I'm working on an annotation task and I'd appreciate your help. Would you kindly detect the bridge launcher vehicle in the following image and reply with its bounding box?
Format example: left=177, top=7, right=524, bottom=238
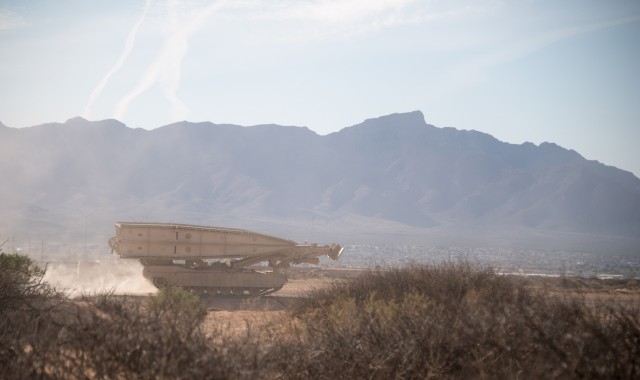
left=109, top=222, right=343, bottom=296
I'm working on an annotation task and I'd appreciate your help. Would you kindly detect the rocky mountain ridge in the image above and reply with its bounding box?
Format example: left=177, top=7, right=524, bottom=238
left=1, top=111, right=639, bottom=253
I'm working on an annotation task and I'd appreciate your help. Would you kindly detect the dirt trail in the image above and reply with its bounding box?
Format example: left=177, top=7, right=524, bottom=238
left=67, top=264, right=639, bottom=336
left=200, top=269, right=640, bottom=337
left=199, top=268, right=355, bottom=336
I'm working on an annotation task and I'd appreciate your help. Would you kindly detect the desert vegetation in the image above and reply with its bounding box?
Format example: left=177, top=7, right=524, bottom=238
left=284, top=263, right=640, bottom=378
left=1, top=249, right=638, bottom=379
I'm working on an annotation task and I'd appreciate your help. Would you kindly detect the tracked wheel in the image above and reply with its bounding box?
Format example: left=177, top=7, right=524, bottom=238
left=152, top=277, right=168, bottom=288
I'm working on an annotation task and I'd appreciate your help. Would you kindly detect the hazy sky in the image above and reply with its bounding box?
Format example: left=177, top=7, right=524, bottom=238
left=1, top=0, right=639, bottom=176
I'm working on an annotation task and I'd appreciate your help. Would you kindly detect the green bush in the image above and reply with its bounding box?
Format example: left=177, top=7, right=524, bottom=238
left=147, top=286, right=207, bottom=325
left=0, top=251, right=63, bottom=313
left=0, top=252, right=229, bottom=379
left=81, top=287, right=127, bottom=313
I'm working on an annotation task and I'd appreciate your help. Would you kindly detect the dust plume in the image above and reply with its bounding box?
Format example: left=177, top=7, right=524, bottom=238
left=43, top=260, right=157, bottom=297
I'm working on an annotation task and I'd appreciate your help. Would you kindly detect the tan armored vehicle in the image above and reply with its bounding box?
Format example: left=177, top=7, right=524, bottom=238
left=108, top=222, right=343, bottom=296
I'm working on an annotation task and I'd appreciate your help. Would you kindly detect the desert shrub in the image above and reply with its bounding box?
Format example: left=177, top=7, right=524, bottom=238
left=0, top=253, right=228, bottom=379
left=2, top=252, right=639, bottom=379
left=147, top=285, right=208, bottom=326
left=1, top=296, right=232, bottom=379
left=81, top=287, right=127, bottom=312
left=276, top=261, right=640, bottom=379
left=0, top=251, right=64, bottom=313
left=291, top=260, right=499, bottom=315
left=0, top=251, right=69, bottom=378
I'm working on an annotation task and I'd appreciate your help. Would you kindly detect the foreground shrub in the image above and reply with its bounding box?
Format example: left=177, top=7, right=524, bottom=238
left=278, top=262, right=640, bottom=379
left=2, top=252, right=638, bottom=379
left=147, top=285, right=208, bottom=325
left=1, top=298, right=231, bottom=379
left=0, top=253, right=226, bottom=379
left=0, top=251, right=64, bottom=313
left=81, top=287, right=127, bottom=312
left=292, top=261, right=497, bottom=314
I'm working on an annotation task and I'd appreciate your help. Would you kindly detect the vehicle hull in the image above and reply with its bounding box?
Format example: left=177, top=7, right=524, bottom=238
left=109, top=222, right=342, bottom=297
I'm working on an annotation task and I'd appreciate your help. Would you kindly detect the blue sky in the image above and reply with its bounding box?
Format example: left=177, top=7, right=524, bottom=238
left=1, top=0, right=639, bottom=176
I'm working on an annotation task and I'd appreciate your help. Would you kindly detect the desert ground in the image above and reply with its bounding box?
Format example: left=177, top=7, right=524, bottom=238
left=45, top=261, right=640, bottom=336
left=13, top=260, right=636, bottom=378
left=197, top=267, right=361, bottom=336
left=198, top=267, right=640, bottom=337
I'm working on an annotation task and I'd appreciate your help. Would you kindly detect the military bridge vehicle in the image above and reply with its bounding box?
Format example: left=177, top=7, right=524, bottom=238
left=108, top=222, right=343, bottom=296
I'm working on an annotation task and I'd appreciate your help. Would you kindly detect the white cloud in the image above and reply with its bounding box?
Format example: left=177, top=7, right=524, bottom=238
left=0, top=8, right=25, bottom=31
left=83, top=0, right=152, bottom=119
left=114, top=0, right=227, bottom=121
left=258, top=0, right=414, bottom=23
left=111, top=0, right=493, bottom=120
left=236, top=0, right=487, bottom=40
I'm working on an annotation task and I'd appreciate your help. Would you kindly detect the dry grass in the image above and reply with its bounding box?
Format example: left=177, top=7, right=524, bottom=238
left=2, top=252, right=639, bottom=379
left=280, top=262, right=640, bottom=379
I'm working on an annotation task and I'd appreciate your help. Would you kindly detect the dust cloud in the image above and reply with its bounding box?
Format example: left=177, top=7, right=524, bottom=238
left=42, top=260, right=157, bottom=297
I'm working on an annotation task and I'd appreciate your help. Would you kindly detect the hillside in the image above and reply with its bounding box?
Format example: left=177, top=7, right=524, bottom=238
left=1, top=111, right=639, bottom=252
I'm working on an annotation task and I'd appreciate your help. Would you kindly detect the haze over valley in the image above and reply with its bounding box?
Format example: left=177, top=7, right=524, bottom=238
left=2, top=0, right=639, bottom=276
left=2, top=4, right=640, bottom=378
left=1, top=111, right=639, bottom=266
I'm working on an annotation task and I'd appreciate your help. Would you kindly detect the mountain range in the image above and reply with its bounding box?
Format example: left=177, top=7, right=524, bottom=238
left=1, top=111, right=639, bottom=254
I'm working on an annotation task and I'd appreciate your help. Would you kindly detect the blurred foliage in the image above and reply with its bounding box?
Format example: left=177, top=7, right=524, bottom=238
left=147, top=286, right=207, bottom=325
left=1, top=250, right=639, bottom=379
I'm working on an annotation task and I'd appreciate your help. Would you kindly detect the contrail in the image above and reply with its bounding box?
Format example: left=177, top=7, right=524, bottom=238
left=83, top=0, right=152, bottom=119
left=114, top=0, right=227, bottom=121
